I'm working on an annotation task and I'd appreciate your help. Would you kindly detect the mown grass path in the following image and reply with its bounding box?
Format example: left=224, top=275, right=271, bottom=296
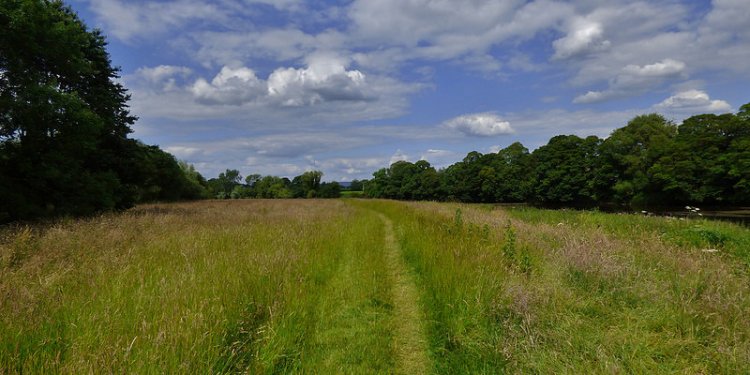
left=303, top=212, right=394, bottom=373
left=378, top=213, right=431, bottom=375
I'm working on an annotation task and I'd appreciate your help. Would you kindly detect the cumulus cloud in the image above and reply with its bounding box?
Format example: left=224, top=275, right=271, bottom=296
left=135, top=65, right=192, bottom=83
left=131, top=65, right=193, bottom=91
left=445, top=113, right=514, bottom=137
left=191, top=66, right=267, bottom=105
left=552, top=18, right=610, bottom=60
left=267, top=54, right=369, bottom=106
left=622, top=58, right=686, bottom=77
left=655, top=90, right=731, bottom=113
left=185, top=56, right=371, bottom=107
left=574, top=59, right=686, bottom=103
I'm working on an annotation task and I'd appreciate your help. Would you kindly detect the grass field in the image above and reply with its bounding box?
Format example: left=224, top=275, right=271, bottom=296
left=2, top=199, right=750, bottom=373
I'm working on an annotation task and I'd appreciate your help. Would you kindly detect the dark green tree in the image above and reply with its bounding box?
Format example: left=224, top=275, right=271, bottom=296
left=298, top=170, right=323, bottom=198
left=442, top=151, right=484, bottom=202
left=594, top=114, right=677, bottom=207
left=207, top=169, right=242, bottom=199
left=530, top=135, right=601, bottom=206
left=650, top=109, right=750, bottom=205
left=318, top=182, right=342, bottom=198
left=349, top=179, right=364, bottom=191
left=0, top=0, right=139, bottom=220
left=493, top=142, right=532, bottom=202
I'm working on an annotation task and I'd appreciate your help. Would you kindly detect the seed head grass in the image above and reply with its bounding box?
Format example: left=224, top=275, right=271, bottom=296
left=2, top=199, right=750, bottom=373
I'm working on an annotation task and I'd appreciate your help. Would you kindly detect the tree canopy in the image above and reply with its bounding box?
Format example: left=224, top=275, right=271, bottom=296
left=365, top=106, right=750, bottom=209
left=0, top=0, right=208, bottom=222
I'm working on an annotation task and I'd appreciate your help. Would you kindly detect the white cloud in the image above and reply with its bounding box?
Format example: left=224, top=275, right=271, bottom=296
left=164, top=146, right=203, bottom=158
left=188, top=28, right=346, bottom=68
left=655, top=90, right=731, bottom=114
left=124, top=57, right=418, bottom=126
left=389, top=149, right=409, bottom=165
left=87, top=0, right=305, bottom=42
left=346, top=0, right=574, bottom=70
left=419, top=149, right=458, bottom=168
left=135, top=65, right=192, bottom=83
left=267, top=54, right=369, bottom=107
left=421, top=149, right=453, bottom=159
left=573, top=91, right=608, bottom=104
left=552, top=18, right=610, bottom=60
left=183, top=56, right=371, bottom=107
left=191, top=66, right=267, bottom=105
left=574, top=59, right=686, bottom=103
left=622, top=58, right=685, bottom=77
left=318, top=157, right=387, bottom=178
left=130, top=65, right=193, bottom=92
left=86, top=0, right=227, bottom=41
left=445, top=113, right=514, bottom=137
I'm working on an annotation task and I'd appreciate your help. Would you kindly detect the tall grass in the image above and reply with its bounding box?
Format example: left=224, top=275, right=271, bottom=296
left=0, top=200, right=393, bottom=373
left=3, top=199, right=750, bottom=373
left=353, top=200, right=750, bottom=373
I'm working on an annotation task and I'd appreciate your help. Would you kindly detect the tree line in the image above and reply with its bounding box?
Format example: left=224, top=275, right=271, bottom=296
left=0, top=0, right=211, bottom=222
left=205, top=169, right=341, bottom=199
left=364, top=106, right=750, bottom=209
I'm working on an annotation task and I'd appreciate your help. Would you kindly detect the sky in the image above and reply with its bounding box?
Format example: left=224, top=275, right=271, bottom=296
left=68, top=0, right=750, bottom=181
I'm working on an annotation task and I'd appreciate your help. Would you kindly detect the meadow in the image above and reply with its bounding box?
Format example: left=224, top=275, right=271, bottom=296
left=2, top=199, right=750, bottom=373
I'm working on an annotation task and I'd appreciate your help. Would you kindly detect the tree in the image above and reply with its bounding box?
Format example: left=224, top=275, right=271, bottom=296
left=349, top=179, right=364, bottom=191
left=178, top=161, right=210, bottom=199
left=493, top=142, right=532, bottom=202
left=530, top=135, right=601, bottom=207
left=650, top=109, right=750, bottom=205
left=1, top=0, right=139, bottom=220
left=254, top=175, right=291, bottom=198
left=594, top=114, right=676, bottom=207
left=365, top=168, right=388, bottom=198
left=442, top=152, right=485, bottom=202
left=318, top=182, right=342, bottom=198
left=296, top=170, right=323, bottom=198
left=215, top=169, right=242, bottom=198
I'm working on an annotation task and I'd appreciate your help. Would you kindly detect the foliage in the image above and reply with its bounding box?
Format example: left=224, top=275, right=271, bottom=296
left=207, top=170, right=340, bottom=199
left=594, top=114, right=677, bottom=207
left=529, top=135, right=601, bottom=206
left=0, top=0, right=206, bottom=222
left=365, top=106, right=750, bottom=209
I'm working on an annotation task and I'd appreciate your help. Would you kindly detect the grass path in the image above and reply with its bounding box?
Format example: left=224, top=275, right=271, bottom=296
left=378, top=213, right=431, bottom=375
left=302, top=213, right=394, bottom=373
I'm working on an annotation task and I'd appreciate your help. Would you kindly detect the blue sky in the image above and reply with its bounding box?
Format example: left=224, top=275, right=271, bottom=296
left=69, top=0, right=749, bottom=181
